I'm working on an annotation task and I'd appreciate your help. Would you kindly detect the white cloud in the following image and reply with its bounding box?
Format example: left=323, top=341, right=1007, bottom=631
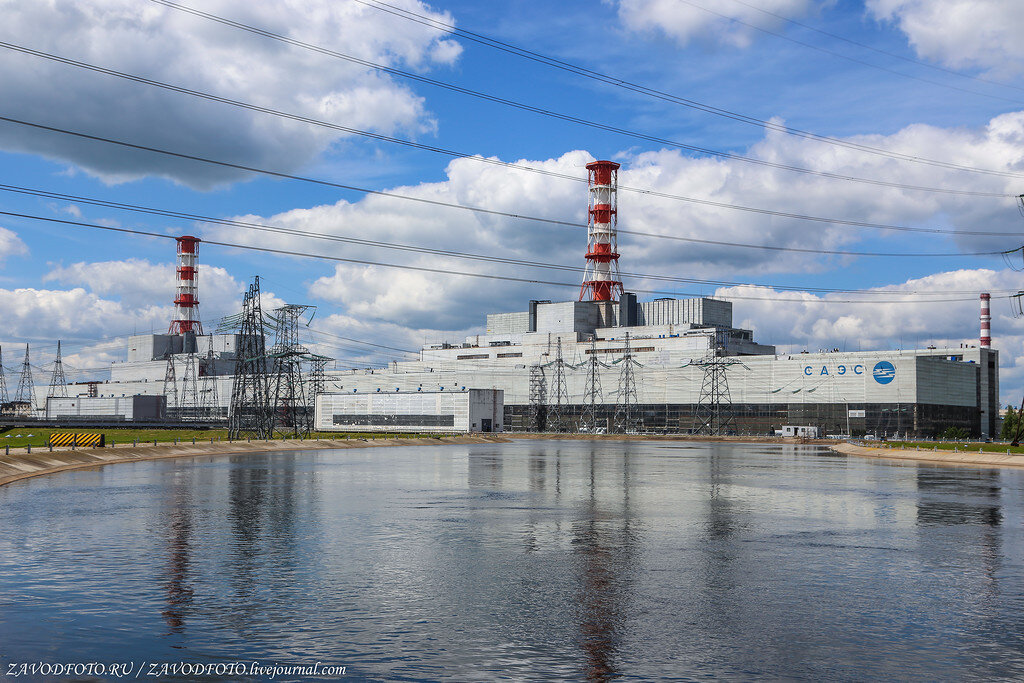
left=43, top=258, right=243, bottom=320
left=196, top=108, right=1024, bottom=333
left=0, top=0, right=461, bottom=187
left=0, top=227, right=28, bottom=264
left=867, top=0, right=1024, bottom=73
left=614, top=0, right=827, bottom=47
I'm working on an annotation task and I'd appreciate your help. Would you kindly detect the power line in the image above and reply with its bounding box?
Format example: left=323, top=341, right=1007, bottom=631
left=0, top=131, right=1013, bottom=264
left=676, top=0, right=1024, bottom=106
left=149, top=0, right=1024, bottom=182
left=4, top=160, right=1019, bottom=245
left=722, top=0, right=1024, bottom=95
left=0, top=209, right=1007, bottom=305
left=0, top=39, right=1015, bottom=199
left=348, top=0, right=1024, bottom=186
left=0, top=183, right=1008, bottom=299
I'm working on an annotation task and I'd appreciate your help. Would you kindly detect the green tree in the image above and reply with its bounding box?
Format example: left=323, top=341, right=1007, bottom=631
left=940, top=426, right=970, bottom=440
left=1002, top=405, right=1020, bottom=441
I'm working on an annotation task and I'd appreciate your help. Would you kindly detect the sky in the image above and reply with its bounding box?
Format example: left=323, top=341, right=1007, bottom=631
left=1, top=0, right=1024, bottom=403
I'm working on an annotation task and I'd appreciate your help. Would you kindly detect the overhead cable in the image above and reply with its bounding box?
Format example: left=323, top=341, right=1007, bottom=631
left=151, top=0, right=1024, bottom=181
left=0, top=210, right=1007, bottom=305
left=0, top=39, right=1014, bottom=199
left=348, top=0, right=1024, bottom=183
left=0, top=186, right=1009, bottom=291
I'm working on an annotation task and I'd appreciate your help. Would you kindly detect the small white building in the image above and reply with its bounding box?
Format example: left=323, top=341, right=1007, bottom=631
left=45, top=395, right=166, bottom=421
left=776, top=425, right=820, bottom=438
left=315, top=389, right=504, bottom=433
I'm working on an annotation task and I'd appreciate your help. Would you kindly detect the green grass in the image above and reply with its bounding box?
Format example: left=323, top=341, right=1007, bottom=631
left=874, top=440, right=1024, bottom=455
left=0, top=427, right=454, bottom=449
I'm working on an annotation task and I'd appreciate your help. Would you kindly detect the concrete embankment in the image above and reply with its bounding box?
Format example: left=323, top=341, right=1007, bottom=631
left=829, top=441, right=1024, bottom=469
left=0, top=435, right=512, bottom=487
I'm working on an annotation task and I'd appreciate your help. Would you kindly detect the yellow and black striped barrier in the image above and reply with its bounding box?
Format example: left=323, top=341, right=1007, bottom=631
left=48, top=433, right=105, bottom=448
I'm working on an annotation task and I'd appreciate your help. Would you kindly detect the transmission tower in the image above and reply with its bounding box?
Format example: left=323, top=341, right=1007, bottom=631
left=528, top=364, right=547, bottom=432
left=0, top=346, right=9, bottom=406
left=163, top=355, right=179, bottom=417
left=179, top=353, right=200, bottom=421
left=548, top=338, right=570, bottom=432
left=307, top=354, right=333, bottom=424
left=268, top=304, right=314, bottom=438
left=48, top=340, right=68, bottom=399
left=581, top=337, right=606, bottom=432
left=15, top=344, right=35, bottom=413
left=228, top=276, right=272, bottom=440
left=691, top=332, right=746, bottom=436
left=614, top=333, right=641, bottom=433
left=200, top=342, right=220, bottom=420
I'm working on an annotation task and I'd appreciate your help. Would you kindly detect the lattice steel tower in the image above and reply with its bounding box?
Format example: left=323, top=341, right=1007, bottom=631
left=614, top=332, right=641, bottom=433
left=581, top=337, right=605, bottom=432
left=549, top=338, right=570, bottom=432
left=268, top=304, right=313, bottom=438
left=163, top=355, right=178, bottom=416
left=47, top=340, right=68, bottom=399
left=528, top=364, right=548, bottom=432
left=179, top=352, right=200, bottom=421
left=228, top=276, right=272, bottom=440
left=15, top=344, right=35, bottom=411
left=200, top=341, right=219, bottom=420
left=692, top=332, right=743, bottom=436
left=0, top=346, right=7, bottom=406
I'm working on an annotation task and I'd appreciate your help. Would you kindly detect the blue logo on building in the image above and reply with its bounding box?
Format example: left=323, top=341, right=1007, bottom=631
left=872, top=361, right=896, bottom=384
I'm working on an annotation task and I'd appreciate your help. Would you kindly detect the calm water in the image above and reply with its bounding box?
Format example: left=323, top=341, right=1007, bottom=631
left=2, top=440, right=1024, bottom=681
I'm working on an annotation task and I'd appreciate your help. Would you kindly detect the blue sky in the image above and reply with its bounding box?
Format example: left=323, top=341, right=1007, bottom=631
left=1, top=0, right=1023, bottom=401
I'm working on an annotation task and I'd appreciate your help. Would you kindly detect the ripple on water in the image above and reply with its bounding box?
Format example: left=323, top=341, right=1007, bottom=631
left=1, top=440, right=1024, bottom=680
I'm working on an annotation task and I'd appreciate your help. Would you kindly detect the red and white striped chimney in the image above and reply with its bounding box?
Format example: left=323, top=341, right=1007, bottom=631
left=169, top=235, right=203, bottom=335
left=980, top=292, right=991, bottom=348
left=579, top=160, right=623, bottom=302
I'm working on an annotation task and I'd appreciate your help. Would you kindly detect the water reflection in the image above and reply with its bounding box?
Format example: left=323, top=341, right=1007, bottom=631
left=161, top=472, right=193, bottom=634
left=3, top=441, right=1024, bottom=680
left=572, top=447, right=636, bottom=681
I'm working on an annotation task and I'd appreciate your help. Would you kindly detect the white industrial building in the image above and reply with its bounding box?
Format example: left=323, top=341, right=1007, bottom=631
left=15, top=163, right=1002, bottom=439
left=315, top=389, right=503, bottom=433
left=26, top=293, right=996, bottom=439
left=45, top=395, right=166, bottom=421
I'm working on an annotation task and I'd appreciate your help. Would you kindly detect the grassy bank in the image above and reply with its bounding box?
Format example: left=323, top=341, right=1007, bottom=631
left=0, top=427, right=451, bottom=449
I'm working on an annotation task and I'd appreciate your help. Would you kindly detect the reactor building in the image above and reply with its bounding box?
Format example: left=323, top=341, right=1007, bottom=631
left=25, top=161, right=1000, bottom=438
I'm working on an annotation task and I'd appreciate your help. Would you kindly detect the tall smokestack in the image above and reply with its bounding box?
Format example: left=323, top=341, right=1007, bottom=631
left=980, top=292, right=991, bottom=348
left=169, top=235, right=203, bottom=335
left=579, top=160, right=623, bottom=302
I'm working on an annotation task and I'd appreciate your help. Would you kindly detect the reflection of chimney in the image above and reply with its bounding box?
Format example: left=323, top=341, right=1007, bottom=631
left=980, top=292, right=991, bottom=348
